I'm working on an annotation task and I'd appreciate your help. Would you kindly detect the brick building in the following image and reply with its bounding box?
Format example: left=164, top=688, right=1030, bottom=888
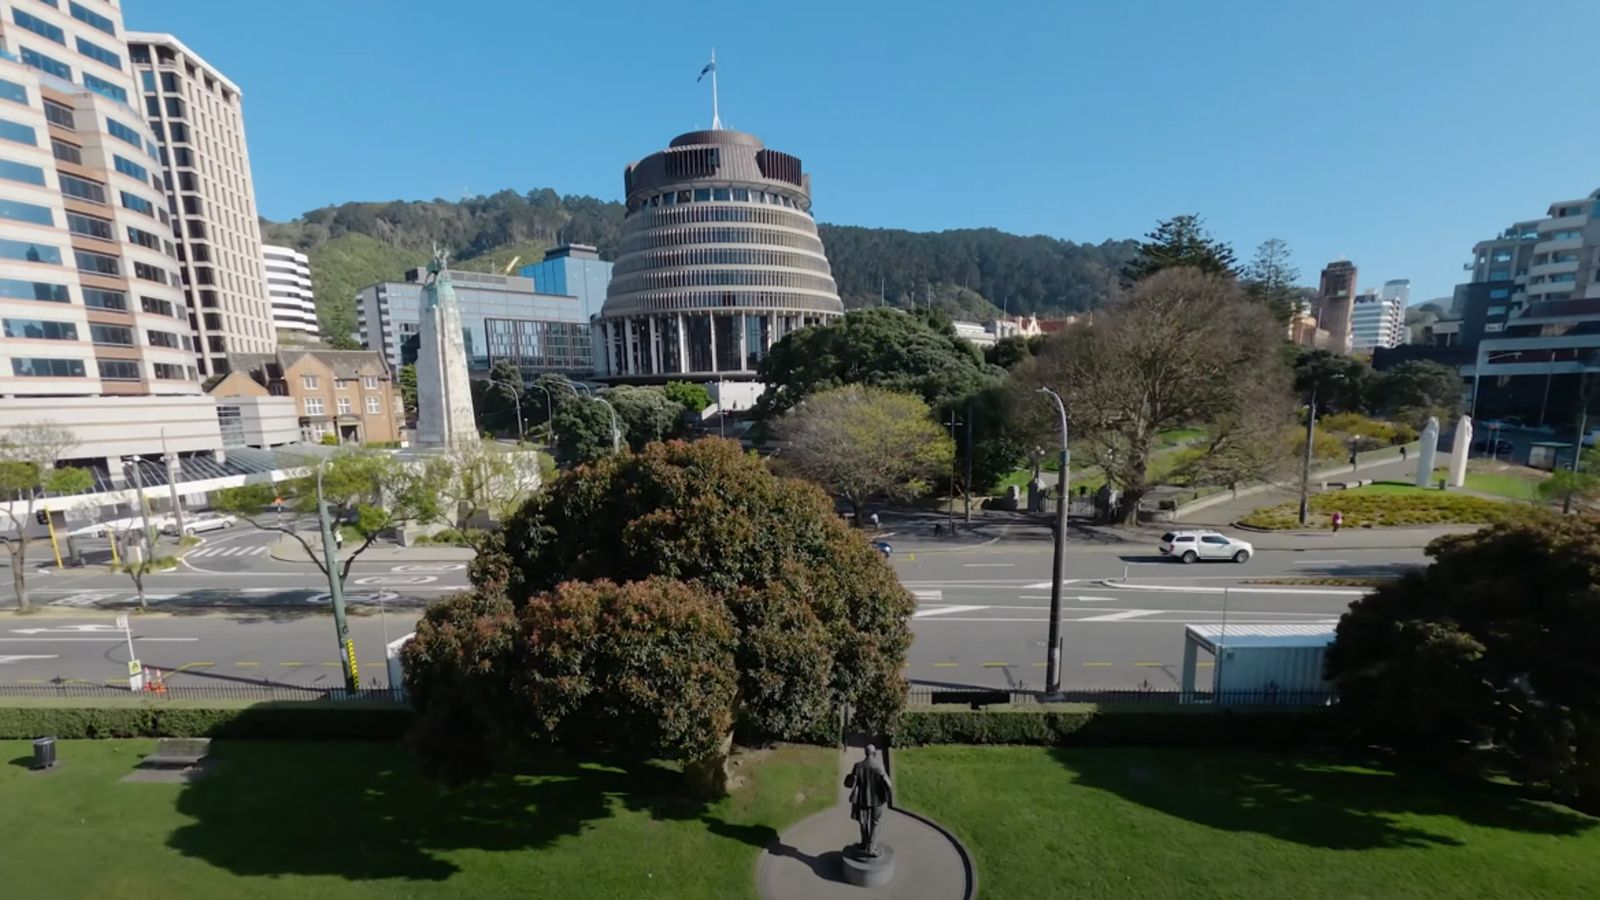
left=208, top=349, right=401, bottom=444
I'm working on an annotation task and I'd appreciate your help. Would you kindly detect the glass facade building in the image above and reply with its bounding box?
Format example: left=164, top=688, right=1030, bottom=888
left=520, top=244, right=612, bottom=321
left=596, top=128, right=843, bottom=383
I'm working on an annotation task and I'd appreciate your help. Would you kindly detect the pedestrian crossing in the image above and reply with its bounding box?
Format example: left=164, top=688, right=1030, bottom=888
left=186, top=545, right=268, bottom=558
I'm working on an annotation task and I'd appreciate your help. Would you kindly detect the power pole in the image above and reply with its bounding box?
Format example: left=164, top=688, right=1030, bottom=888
left=123, top=457, right=156, bottom=557
left=160, top=428, right=185, bottom=539
left=963, top=400, right=974, bottom=524
left=316, top=463, right=359, bottom=693
left=1298, top=382, right=1318, bottom=526
left=946, top=410, right=961, bottom=535
left=1037, top=387, right=1069, bottom=697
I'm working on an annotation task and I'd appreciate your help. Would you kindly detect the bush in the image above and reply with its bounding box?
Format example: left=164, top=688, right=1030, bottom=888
left=0, top=702, right=413, bottom=740
left=892, top=706, right=1343, bottom=748
left=1240, top=486, right=1540, bottom=529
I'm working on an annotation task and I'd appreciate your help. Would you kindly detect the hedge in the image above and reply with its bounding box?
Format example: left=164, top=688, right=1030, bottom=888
left=0, top=703, right=414, bottom=741
left=891, top=706, right=1345, bottom=748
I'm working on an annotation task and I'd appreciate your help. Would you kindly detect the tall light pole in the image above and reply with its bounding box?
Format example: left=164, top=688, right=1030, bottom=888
left=1036, top=386, right=1069, bottom=696
left=121, top=456, right=156, bottom=558
left=1298, top=381, right=1319, bottom=526
left=595, top=396, right=622, bottom=454
left=532, top=380, right=557, bottom=446
left=485, top=376, right=525, bottom=441
left=945, top=409, right=962, bottom=535
left=159, top=428, right=185, bottom=539
left=316, top=459, right=359, bottom=693
left=964, top=400, right=974, bottom=524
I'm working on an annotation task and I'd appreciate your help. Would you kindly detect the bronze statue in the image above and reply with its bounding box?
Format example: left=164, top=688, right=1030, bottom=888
left=844, top=744, right=893, bottom=856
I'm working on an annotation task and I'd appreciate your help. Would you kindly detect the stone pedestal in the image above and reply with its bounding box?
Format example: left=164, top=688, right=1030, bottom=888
left=841, top=844, right=895, bottom=888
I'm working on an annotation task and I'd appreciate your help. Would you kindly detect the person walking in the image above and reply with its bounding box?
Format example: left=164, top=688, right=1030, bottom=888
left=869, top=511, right=880, bottom=531
left=1401, top=445, right=1408, bottom=462
left=1331, top=510, right=1344, bottom=533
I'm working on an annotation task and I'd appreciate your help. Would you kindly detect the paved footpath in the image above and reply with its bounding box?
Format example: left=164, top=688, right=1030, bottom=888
left=757, top=740, right=974, bottom=900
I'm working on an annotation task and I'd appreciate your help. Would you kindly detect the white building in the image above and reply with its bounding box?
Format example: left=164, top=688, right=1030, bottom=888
left=1380, top=278, right=1411, bottom=307
left=261, top=243, right=315, bottom=336
left=1349, top=290, right=1405, bottom=351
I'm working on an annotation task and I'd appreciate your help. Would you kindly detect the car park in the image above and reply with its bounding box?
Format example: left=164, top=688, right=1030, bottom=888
left=1158, top=530, right=1253, bottom=563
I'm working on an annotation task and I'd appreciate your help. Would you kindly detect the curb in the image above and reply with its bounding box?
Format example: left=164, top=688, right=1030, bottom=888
left=889, top=804, right=978, bottom=900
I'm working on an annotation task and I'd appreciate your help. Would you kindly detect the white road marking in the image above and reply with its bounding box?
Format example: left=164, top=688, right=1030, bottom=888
left=1079, top=609, right=1161, bottom=622
left=1075, top=595, right=1118, bottom=602
left=354, top=575, right=438, bottom=586
left=0, top=637, right=199, bottom=642
left=1098, top=580, right=1369, bottom=597
left=48, top=592, right=120, bottom=607
left=0, top=654, right=59, bottom=664
left=961, top=563, right=1015, bottom=568
left=912, top=605, right=990, bottom=619
left=1294, top=560, right=1350, bottom=565
left=11, top=624, right=119, bottom=635
left=392, top=563, right=466, bottom=573
left=911, top=589, right=942, bottom=602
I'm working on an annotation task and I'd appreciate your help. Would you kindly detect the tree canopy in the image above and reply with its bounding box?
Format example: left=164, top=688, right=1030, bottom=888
left=1243, top=237, right=1300, bottom=324
left=663, top=381, right=712, bottom=414
left=1120, top=214, right=1238, bottom=284
left=606, top=386, right=686, bottom=450
left=0, top=422, right=93, bottom=612
left=551, top=395, right=619, bottom=465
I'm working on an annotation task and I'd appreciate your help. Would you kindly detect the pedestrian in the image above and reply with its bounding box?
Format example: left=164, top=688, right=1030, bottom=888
left=869, top=511, right=880, bottom=530
left=1349, top=451, right=1358, bottom=471
left=1331, top=511, right=1343, bottom=533
left=1401, top=445, right=1408, bottom=462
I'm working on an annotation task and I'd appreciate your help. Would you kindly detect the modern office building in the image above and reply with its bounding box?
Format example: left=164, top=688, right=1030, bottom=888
left=595, top=127, right=844, bottom=382
left=520, top=244, right=612, bottom=321
left=0, top=0, right=229, bottom=476
left=127, top=31, right=273, bottom=375
left=355, top=267, right=592, bottom=381
left=1380, top=278, right=1411, bottom=307
left=1316, top=260, right=1358, bottom=353
left=1349, top=290, right=1405, bottom=351
left=260, top=243, right=315, bottom=336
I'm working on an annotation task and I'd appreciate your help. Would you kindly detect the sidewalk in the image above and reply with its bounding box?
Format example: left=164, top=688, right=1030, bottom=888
left=1178, top=452, right=1423, bottom=527
left=268, top=539, right=474, bottom=565
left=755, top=741, right=973, bottom=900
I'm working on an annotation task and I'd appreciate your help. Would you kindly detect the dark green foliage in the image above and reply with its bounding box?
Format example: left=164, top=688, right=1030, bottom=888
left=0, top=703, right=413, bottom=740
left=892, top=706, right=1341, bottom=748
left=1243, top=237, right=1301, bottom=325
left=1372, top=360, right=1466, bottom=421
left=755, top=308, right=996, bottom=419
left=1121, top=214, right=1238, bottom=283
left=663, top=381, right=712, bottom=413
left=551, top=395, right=618, bottom=465
left=607, top=385, right=686, bottom=449
left=985, top=334, right=1042, bottom=370
left=397, top=364, right=417, bottom=417
left=1329, top=517, right=1600, bottom=810
left=1293, top=348, right=1377, bottom=414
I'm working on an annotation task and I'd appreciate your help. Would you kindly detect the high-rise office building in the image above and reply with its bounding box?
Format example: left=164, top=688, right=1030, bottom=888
left=127, top=31, right=272, bottom=375
left=1380, top=278, right=1410, bottom=307
left=0, top=0, right=230, bottom=471
left=260, top=243, right=315, bottom=336
left=1349, top=289, right=1405, bottom=351
left=595, top=127, right=843, bottom=382
left=1316, top=260, right=1358, bottom=353
left=521, top=244, right=612, bottom=321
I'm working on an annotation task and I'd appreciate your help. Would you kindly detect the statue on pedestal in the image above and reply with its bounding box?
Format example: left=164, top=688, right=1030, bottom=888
left=845, top=744, right=893, bottom=856
left=415, top=245, right=479, bottom=448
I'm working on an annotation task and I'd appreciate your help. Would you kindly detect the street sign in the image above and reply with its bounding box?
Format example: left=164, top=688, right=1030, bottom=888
left=127, top=659, right=142, bottom=676
left=115, top=615, right=129, bottom=631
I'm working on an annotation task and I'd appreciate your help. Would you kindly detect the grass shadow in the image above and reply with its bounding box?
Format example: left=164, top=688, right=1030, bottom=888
left=1053, top=748, right=1596, bottom=851
left=8, top=754, right=35, bottom=769
left=165, top=741, right=744, bottom=882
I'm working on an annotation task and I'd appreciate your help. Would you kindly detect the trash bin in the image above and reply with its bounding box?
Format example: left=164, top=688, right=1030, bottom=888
left=32, top=736, right=56, bottom=770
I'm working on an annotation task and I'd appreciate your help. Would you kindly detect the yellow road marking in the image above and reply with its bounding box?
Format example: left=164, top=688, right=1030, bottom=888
left=1197, top=661, right=1215, bottom=667
left=280, top=662, right=305, bottom=667
left=1031, top=662, right=1048, bottom=667
left=931, top=662, right=959, bottom=668
left=321, top=661, right=340, bottom=667
left=178, top=661, right=215, bottom=670
left=234, top=661, right=260, bottom=667
left=1081, top=662, right=1113, bottom=667
left=980, top=661, right=1009, bottom=668
left=1134, top=662, right=1164, bottom=667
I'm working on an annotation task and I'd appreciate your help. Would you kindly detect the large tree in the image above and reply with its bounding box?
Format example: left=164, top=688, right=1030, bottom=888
left=1120, top=214, right=1238, bottom=284
left=754, top=308, right=993, bottom=419
left=607, top=385, right=686, bottom=450
left=422, top=443, right=543, bottom=552
left=1293, top=349, right=1376, bottom=415
left=1243, top=237, right=1300, bottom=325
left=1372, top=359, right=1465, bottom=424
left=0, top=423, right=93, bottom=612
left=1328, top=516, right=1600, bottom=810
left=663, top=380, right=712, bottom=414
left=550, top=395, right=619, bottom=465
left=774, top=385, right=953, bottom=522
left=404, top=439, right=914, bottom=791
left=1020, top=267, right=1291, bottom=522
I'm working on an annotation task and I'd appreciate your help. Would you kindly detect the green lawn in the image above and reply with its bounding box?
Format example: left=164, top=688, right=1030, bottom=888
left=898, top=746, right=1600, bottom=900
left=1464, top=470, right=1543, bottom=502
left=1240, top=482, right=1534, bottom=529
left=0, top=740, right=834, bottom=899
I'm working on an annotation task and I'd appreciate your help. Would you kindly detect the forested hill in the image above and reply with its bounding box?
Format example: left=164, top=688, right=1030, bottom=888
left=261, top=189, right=1138, bottom=340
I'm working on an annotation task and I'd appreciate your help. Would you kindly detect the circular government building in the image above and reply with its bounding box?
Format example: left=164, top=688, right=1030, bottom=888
left=596, top=129, right=844, bottom=382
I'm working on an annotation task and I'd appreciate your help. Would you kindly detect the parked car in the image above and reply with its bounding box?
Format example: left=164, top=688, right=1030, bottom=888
left=1475, top=438, right=1514, bottom=458
left=872, top=540, right=893, bottom=559
left=1158, top=530, right=1253, bottom=563
left=162, top=514, right=236, bottom=536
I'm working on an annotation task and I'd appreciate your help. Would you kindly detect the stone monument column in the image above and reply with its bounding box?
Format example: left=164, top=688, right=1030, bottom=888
left=415, top=248, right=479, bottom=448
left=1449, top=416, right=1473, bottom=488
left=1415, top=416, right=1440, bottom=487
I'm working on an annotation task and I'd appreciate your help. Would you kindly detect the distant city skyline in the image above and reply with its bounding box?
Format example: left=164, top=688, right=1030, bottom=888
left=124, top=0, right=1600, bottom=306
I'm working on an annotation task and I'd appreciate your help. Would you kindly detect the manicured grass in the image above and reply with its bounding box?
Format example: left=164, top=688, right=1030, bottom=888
left=1239, top=482, right=1535, bottom=529
left=1464, top=470, right=1543, bottom=502
left=1157, top=427, right=1206, bottom=446
left=897, top=746, right=1600, bottom=900
left=0, top=740, right=834, bottom=899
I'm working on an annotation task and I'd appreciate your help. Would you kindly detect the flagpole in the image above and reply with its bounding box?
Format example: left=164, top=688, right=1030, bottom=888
left=710, top=48, right=721, bottom=129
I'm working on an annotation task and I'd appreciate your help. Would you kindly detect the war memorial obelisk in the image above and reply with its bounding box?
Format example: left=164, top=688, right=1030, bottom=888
left=415, top=247, right=479, bottom=448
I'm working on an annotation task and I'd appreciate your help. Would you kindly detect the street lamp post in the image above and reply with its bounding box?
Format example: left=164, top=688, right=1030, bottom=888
left=595, top=397, right=622, bottom=454
left=121, top=456, right=156, bottom=558
left=532, top=381, right=557, bottom=446
left=484, top=377, right=525, bottom=442
left=1298, top=382, right=1319, bottom=526
left=159, top=428, right=185, bottom=539
left=945, top=409, right=962, bottom=536
left=1036, top=386, right=1069, bottom=696
left=315, top=460, right=359, bottom=693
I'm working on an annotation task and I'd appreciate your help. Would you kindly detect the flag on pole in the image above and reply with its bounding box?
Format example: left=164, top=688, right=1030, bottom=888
left=698, top=61, right=716, bottom=82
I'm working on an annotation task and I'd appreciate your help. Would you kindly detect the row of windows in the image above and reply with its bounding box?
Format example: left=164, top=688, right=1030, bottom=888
left=147, top=329, right=181, bottom=349
left=0, top=196, right=50, bottom=226
left=303, top=396, right=386, bottom=416
left=51, top=138, right=80, bottom=164
left=82, top=287, right=121, bottom=309
left=127, top=225, right=161, bottom=250
left=3, top=317, right=76, bottom=340
left=0, top=77, right=26, bottom=105
left=0, top=237, right=60, bottom=265
left=106, top=118, right=141, bottom=148
left=90, top=322, right=130, bottom=344
left=2, top=278, right=69, bottom=302
left=0, top=157, right=45, bottom=187
left=602, top=291, right=847, bottom=316
left=67, top=211, right=110, bottom=240
left=612, top=247, right=834, bottom=278
left=59, top=172, right=105, bottom=203
left=82, top=73, right=125, bottom=104
left=76, top=37, right=120, bottom=70
left=100, top=360, right=199, bottom=383
left=114, top=155, right=148, bottom=182
left=21, top=46, right=71, bottom=80
left=619, top=225, right=826, bottom=256
left=144, top=95, right=184, bottom=119
left=75, top=248, right=118, bottom=276
left=299, top=374, right=385, bottom=391
left=12, top=10, right=64, bottom=45
left=626, top=186, right=809, bottom=216
left=0, top=117, right=36, bottom=146
left=611, top=268, right=838, bottom=294
left=641, top=204, right=815, bottom=230
left=11, top=356, right=83, bottom=377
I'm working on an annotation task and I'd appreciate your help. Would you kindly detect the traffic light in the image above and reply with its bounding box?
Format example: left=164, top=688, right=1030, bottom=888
left=35, top=510, right=47, bottom=526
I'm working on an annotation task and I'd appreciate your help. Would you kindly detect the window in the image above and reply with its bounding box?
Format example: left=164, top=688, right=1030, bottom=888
left=1552, top=230, right=1583, bottom=241
left=1486, top=306, right=1506, bottom=317
left=0, top=77, right=27, bottom=105
left=146, top=329, right=179, bottom=348
left=335, top=378, right=349, bottom=391
left=0, top=158, right=44, bottom=187
left=126, top=226, right=160, bottom=250
left=81, top=288, right=124, bottom=310
left=3, top=318, right=76, bottom=340
left=303, top=397, right=325, bottom=416
left=167, top=122, right=188, bottom=142
left=69, top=2, right=116, bottom=36
left=1484, top=323, right=1506, bottom=333
left=81, top=73, right=126, bottom=104
left=43, top=100, right=73, bottom=129
left=365, top=395, right=382, bottom=415
left=0, top=118, right=37, bottom=146
left=58, top=173, right=106, bottom=203
left=362, top=375, right=378, bottom=389
left=140, top=70, right=154, bottom=92
left=337, top=397, right=352, bottom=415
left=50, top=139, right=80, bottom=164
left=74, top=249, right=118, bottom=275
left=89, top=323, right=132, bottom=345
left=20, top=47, right=71, bottom=80
left=693, top=188, right=711, bottom=202
left=152, top=362, right=185, bottom=380
left=0, top=278, right=67, bottom=303
left=0, top=197, right=52, bottom=226
left=181, top=195, right=202, bottom=215
left=140, top=296, right=175, bottom=317
left=97, top=359, right=140, bottom=380
left=302, top=374, right=320, bottom=390
left=105, top=118, right=140, bottom=147
left=171, top=146, right=192, bottom=167
left=120, top=191, right=153, bottom=215
left=1488, top=269, right=1511, bottom=281
left=131, top=261, right=166, bottom=284
left=176, top=171, right=196, bottom=191
left=66, top=212, right=111, bottom=240
left=75, top=37, right=120, bottom=69
left=12, top=10, right=65, bottom=44
left=1488, top=288, right=1510, bottom=299
left=0, top=238, right=60, bottom=265
left=164, top=96, right=184, bottom=118
left=113, top=155, right=147, bottom=182
left=712, top=187, right=731, bottom=201
left=12, top=357, right=84, bottom=377
left=160, top=72, right=178, bottom=94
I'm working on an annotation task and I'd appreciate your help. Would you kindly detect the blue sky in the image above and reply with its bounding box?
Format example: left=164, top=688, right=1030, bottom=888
left=126, top=0, right=1600, bottom=304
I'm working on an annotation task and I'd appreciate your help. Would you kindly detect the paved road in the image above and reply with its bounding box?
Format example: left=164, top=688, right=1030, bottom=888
left=0, top=523, right=1431, bottom=692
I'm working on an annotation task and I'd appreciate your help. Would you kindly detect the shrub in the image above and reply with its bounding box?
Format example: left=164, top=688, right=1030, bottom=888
left=0, top=702, right=413, bottom=740
left=891, top=706, right=1344, bottom=748
left=1240, top=486, right=1541, bottom=529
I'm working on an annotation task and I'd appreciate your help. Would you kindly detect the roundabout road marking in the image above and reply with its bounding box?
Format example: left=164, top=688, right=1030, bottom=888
left=354, top=575, right=438, bottom=586
left=391, top=563, right=466, bottom=574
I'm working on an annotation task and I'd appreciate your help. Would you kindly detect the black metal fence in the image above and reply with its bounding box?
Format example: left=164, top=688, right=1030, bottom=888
left=907, top=686, right=1338, bottom=708
left=0, top=683, right=406, bottom=702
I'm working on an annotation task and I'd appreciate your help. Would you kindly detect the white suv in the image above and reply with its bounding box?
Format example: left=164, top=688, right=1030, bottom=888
left=1159, top=530, right=1253, bottom=564
left=162, top=514, right=236, bottom=536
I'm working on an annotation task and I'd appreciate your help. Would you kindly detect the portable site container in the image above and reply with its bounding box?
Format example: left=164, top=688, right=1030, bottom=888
left=1180, top=623, right=1337, bottom=702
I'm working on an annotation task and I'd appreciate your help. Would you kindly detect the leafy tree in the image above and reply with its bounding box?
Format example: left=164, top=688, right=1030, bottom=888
left=551, top=395, right=619, bottom=464
left=0, top=423, right=93, bottom=612
left=1019, top=268, right=1291, bottom=522
left=1293, top=349, right=1375, bottom=415
left=1120, top=214, right=1238, bottom=284
left=663, top=380, right=712, bottom=414
left=212, top=450, right=441, bottom=589
left=1243, top=237, right=1300, bottom=325
left=397, top=364, right=418, bottom=418
left=325, top=333, right=362, bottom=351
left=1373, top=360, right=1465, bottom=420
left=985, top=335, right=1041, bottom=370
left=107, top=515, right=168, bottom=611
left=607, top=385, right=685, bottom=450
left=774, top=386, right=954, bottom=522
left=422, top=444, right=543, bottom=552
left=1328, top=516, right=1600, bottom=810
left=755, top=308, right=993, bottom=419
left=405, top=439, right=913, bottom=792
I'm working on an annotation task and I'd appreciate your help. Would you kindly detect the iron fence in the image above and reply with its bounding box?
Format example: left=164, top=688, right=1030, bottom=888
left=907, top=686, right=1337, bottom=708
left=0, top=683, right=406, bottom=702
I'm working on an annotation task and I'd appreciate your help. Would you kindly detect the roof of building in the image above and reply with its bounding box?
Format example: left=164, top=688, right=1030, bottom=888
left=1185, top=623, right=1339, bottom=651
left=223, top=349, right=391, bottom=387
left=124, top=31, right=243, bottom=96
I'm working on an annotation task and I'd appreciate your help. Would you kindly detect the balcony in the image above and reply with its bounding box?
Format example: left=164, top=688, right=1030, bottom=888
left=1535, top=236, right=1583, bottom=254
left=1540, top=213, right=1587, bottom=233
left=1528, top=259, right=1581, bottom=279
